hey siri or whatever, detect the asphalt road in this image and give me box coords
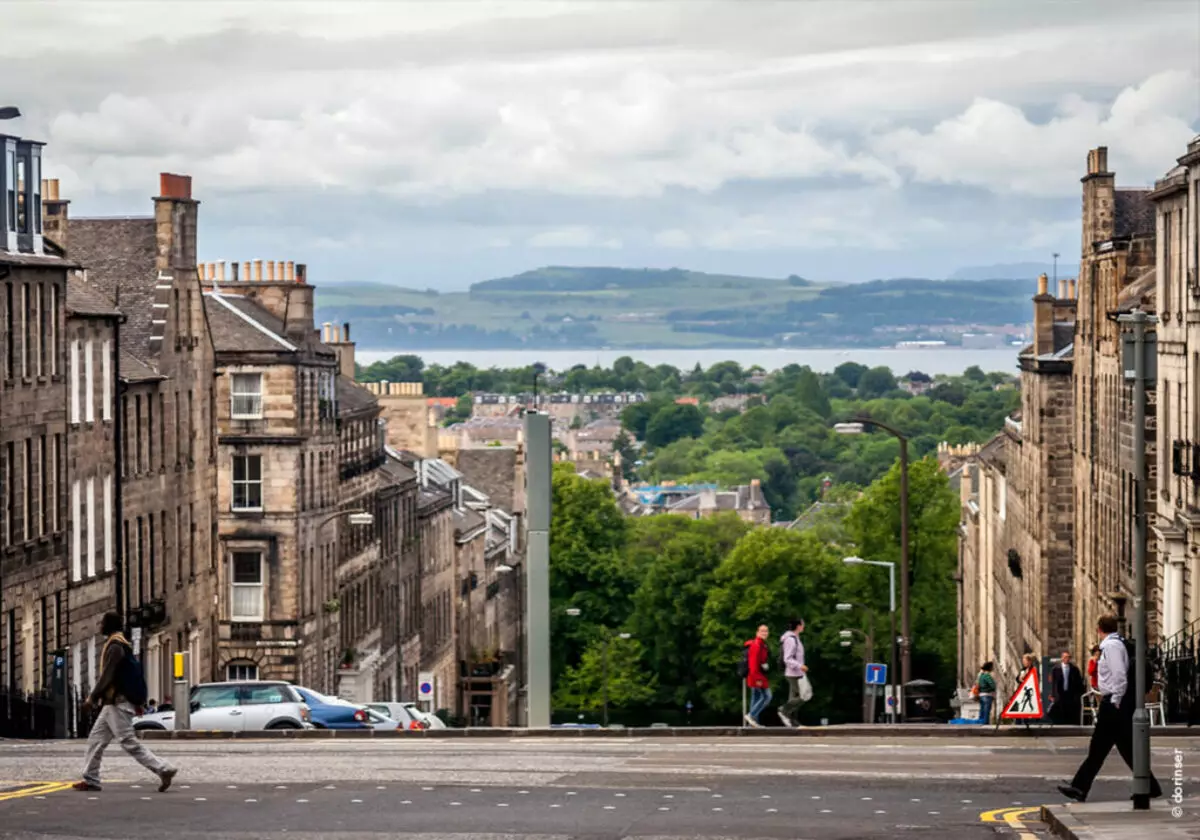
[1,735,1196,839]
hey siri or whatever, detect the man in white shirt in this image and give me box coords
[1058,615,1162,802]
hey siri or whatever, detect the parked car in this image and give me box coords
[365,702,429,730]
[132,681,311,732]
[293,687,396,730]
[398,701,447,729]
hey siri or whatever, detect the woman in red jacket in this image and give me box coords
[744,624,772,727]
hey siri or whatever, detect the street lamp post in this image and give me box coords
[835,418,911,720]
[836,603,876,723]
[843,556,900,722]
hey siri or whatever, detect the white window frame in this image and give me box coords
[84,340,94,423]
[87,635,97,686]
[230,372,264,420]
[85,477,95,577]
[226,662,259,681]
[48,284,57,377]
[229,551,265,622]
[231,455,263,512]
[101,339,112,421]
[998,474,1007,522]
[70,480,81,582]
[103,474,113,572]
[69,340,80,423]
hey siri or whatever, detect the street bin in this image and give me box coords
[904,679,938,722]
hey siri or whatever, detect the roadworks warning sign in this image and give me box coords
[1001,668,1043,719]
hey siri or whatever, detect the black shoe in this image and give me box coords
[1057,784,1086,802]
[158,769,177,793]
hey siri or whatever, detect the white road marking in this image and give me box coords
[352,799,363,804]
[295,799,307,803]
[226,785,237,789]
[659,806,671,811]
[713,807,723,812]
[550,804,562,808]
[604,805,615,810]
[767,808,778,813]
[245,799,257,803]
[615,793,626,797]
[498,803,509,807]
[401,800,412,805]
[875,809,887,814]
[140,796,151,801]
[450,801,462,806]
[195,797,207,802]
[819,808,831,813]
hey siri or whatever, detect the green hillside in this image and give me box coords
[313,267,1032,350]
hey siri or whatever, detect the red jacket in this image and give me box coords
[745,637,770,689]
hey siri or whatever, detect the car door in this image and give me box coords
[189,685,245,731]
[239,683,292,730]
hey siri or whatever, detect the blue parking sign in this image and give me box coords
[865,663,887,685]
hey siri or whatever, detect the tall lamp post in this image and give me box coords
[836,603,876,723]
[835,418,912,715]
[843,556,900,722]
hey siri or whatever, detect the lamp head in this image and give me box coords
[565,608,581,617]
[842,556,865,565]
[839,630,853,639]
[835,603,853,611]
[348,512,375,526]
[833,422,865,435]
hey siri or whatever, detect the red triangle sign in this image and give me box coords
[1001,667,1043,719]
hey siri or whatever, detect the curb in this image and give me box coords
[138,724,1200,740]
[1041,804,1093,840]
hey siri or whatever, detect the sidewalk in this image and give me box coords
[1043,798,1199,839]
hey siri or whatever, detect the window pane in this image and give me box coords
[192,686,239,708]
[232,584,262,619]
[233,456,246,482]
[244,684,286,706]
[232,553,261,583]
[247,455,261,480]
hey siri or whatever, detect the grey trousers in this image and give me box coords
[82,702,173,786]
[780,677,808,719]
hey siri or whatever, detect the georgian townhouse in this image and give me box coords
[0,133,70,699]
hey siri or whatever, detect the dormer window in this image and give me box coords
[1,136,44,253]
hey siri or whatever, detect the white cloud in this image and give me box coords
[7,0,1198,282]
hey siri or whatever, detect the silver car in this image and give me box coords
[133,681,312,732]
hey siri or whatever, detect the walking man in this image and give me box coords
[1058,615,1162,802]
[778,619,809,728]
[73,612,177,792]
[743,624,772,727]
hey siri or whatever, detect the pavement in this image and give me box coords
[0,734,1196,839]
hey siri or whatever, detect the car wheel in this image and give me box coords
[266,721,301,730]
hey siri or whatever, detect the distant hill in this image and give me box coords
[315,266,1030,351]
[948,262,1061,281]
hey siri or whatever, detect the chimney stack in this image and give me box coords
[1067,278,1076,299]
[154,172,199,276]
[1058,279,1067,299]
[40,177,70,250]
[1033,273,1055,356]
[253,259,263,282]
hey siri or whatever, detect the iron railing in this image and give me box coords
[0,687,98,739]
[1150,618,1200,725]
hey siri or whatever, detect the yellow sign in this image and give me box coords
[173,652,184,679]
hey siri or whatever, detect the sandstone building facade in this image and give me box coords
[1152,135,1200,641]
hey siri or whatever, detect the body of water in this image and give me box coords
[356,347,1023,376]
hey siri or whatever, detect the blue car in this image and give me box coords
[293,687,393,730]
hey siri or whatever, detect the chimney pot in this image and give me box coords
[242,261,251,282]
[296,263,307,284]
[50,178,60,200]
[1036,273,1048,296]
[231,261,239,282]
[158,172,193,200]
[253,259,263,282]
[1067,279,1076,299]
[343,322,351,342]
[1057,279,1066,299]
[322,322,332,343]
[286,260,295,281]
[208,262,216,282]
[218,260,226,282]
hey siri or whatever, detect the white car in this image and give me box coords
[396,701,446,729]
[365,702,433,730]
[133,681,312,732]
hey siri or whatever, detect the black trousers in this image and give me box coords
[1070,697,1162,797]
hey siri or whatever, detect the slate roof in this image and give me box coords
[68,217,158,363]
[1116,267,1157,313]
[203,294,293,353]
[380,452,417,486]
[453,506,487,538]
[337,376,379,417]
[1114,189,1155,239]
[666,482,770,513]
[120,349,163,383]
[65,273,120,318]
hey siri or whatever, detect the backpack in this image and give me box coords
[116,643,149,706]
[736,645,750,679]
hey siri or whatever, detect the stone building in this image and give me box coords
[958,274,1076,690]
[200,260,341,689]
[66,173,221,698]
[415,462,455,711]
[1152,134,1200,640]
[1071,146,1158,649]
[0,133,71,696]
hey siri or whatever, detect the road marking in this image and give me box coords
[979,806,1042,840]
[0,782,74,802]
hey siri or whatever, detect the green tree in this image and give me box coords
[627,515,749,707]
[550,464,632,685]
[442,394,474,426]
[794,368,832,418]
[844,456,960,700]
[699,528,851,720]
[553,635,658,712]
[833,361,868,389]
[857,366,897,399]
[645,403,705,448]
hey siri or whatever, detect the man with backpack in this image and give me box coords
[73,612,177,792]
[1057,615,1162,802]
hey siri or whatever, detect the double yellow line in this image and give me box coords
[979,805,1042,839]
[0,781,74,802]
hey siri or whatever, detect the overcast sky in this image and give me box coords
[9,0,1199,288]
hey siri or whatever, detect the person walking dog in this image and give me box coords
[73,611,177,792]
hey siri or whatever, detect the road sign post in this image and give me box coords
[864,663,887,686]
[173,652,190,731]
[418,671,435,715]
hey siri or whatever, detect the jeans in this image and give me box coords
[82,702,173,786]
[749,687,773,722]
[977,694,994,724]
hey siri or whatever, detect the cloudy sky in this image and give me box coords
[8,0,1199,288]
